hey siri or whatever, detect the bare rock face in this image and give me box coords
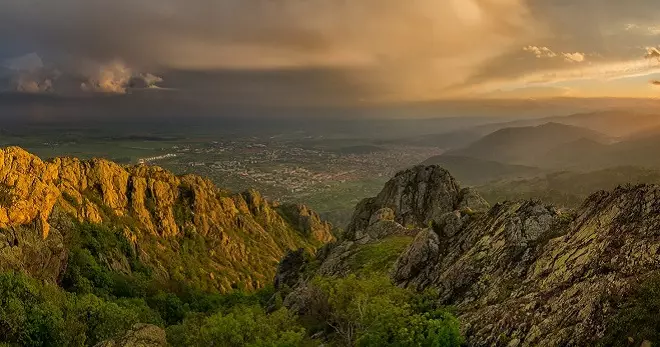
[392,200,565,300]
[0,147,60,238]
[390,184,660,346]
[345,165,489,240]
[94,324,167,347]
[0,147,334,291]
[346,166,461,236]
[457,187,490,213]
[390,229,441,284]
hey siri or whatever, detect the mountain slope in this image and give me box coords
[421,155,542,185]
[477,166,660,208]
[279,165,660,346]
[448,122,610,166]
[0,146,333,292]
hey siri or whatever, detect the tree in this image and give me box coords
[308,274,463,347]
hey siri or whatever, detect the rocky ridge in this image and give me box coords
[0,146,333,291]
[279,164,660,346]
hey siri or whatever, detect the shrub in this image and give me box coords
[306,274,463,347]
[600,274,660,346]
[167,305,306,347]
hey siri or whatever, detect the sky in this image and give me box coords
[2,0,660,106]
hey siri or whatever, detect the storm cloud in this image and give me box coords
[1,0,660,101]
[0,0,535,100]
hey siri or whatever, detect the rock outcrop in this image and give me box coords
[0,147,334,291]
[277,165,660,346]
[345,165,489,240]
[307,165,490,277]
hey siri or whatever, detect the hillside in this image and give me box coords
[0,146,333,293]
[478,166,660,207]
[279,165,660,346]
[549,134,660,170]
[421,155,542,185]
[448,122,610,166]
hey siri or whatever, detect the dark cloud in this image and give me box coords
[1,0,660,101]
[0,0,534,101]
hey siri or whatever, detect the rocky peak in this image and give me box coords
[345,165,489,241]
[0,146,334,291]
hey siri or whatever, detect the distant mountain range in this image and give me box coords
[396,110,660,151]
[421,155,542,185]
[476,165,660,207]
[446,122,610,167]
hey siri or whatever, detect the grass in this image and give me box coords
[351,236,414,275]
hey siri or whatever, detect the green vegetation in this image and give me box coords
[600,274,660,346]
[167,306,307,347]
[351,236,414,274]
[299,178,387,228]
[478,166,660,208]
[302,274,463,347]
[0,219,462,346]
[0,271,154,347]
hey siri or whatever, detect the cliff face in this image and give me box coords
[280,164,660,346]
[0,147,333,292]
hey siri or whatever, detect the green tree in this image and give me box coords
[308,274,463,347]
[167,305,306,347]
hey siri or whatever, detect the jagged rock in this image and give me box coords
[278,204,335,244]
[310,165,488,279]
[0,146,334,291]
[502,202,561,247]
[390,184,660,346]
[364,220,410,242]
[457,187,490,213]
[433,211,464,237]
[93,324,167,347]
[345,166,490,241]
[316,240,356,276]
[391,229,441,284]
[346,166,462,236]
[0,209,68,283]
[369,208,395,226]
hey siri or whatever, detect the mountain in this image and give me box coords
[542,137,609,169]
[387,128,491,150]
[0,146,333,292]
[448,122,610,166]
[421,155,542,185]
[547,110,660,137]
[279,165,660,345]
[463,110,660,139]
[477,166,660,208]
[393,110,660,151]
[555,134,660,170]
